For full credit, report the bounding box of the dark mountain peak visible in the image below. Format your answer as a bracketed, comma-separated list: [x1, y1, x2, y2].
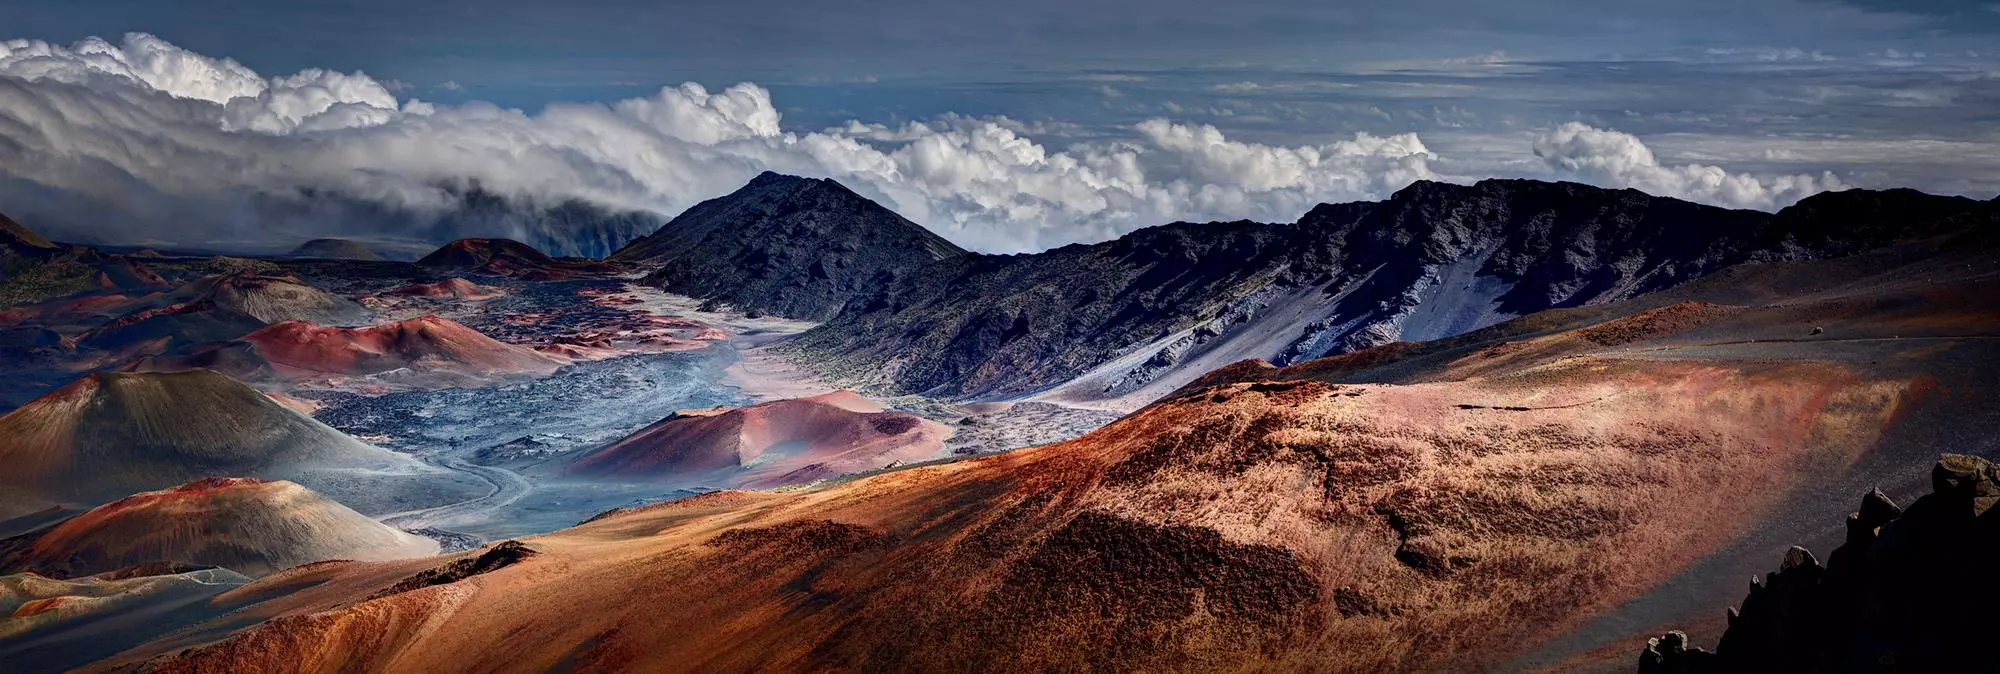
[745, 170, 821, 190]
[612, 172, 968, 321]
[288, 238, 384, 260]
[418, 238, 556, 268]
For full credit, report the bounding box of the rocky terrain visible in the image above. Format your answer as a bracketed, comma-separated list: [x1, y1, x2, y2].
[59, 194, 1998, 673]
[613, 172, 967, 320]
[0, 477, 437, 579]
[785, 181, 1994, 406]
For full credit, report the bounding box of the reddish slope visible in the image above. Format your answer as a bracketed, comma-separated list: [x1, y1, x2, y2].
[569, 391, 951, 488]
[133, 315, 563, 391]
[0, 478, 437, 579]
[242, 316, 562, 384]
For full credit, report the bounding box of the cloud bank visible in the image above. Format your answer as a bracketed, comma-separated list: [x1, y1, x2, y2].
[0, 33, 1848, 253]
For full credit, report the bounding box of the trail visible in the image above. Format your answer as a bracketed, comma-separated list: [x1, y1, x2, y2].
[379, 457, 532, 532]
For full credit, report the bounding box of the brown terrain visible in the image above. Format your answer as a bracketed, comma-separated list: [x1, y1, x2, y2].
[0, 477, 437, 579]
[59, 218, 1995, 672]
[568, 391, 953, 488]
[135, 315, 565, 390]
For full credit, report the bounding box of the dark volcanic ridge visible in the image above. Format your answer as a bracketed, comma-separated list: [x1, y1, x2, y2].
[614, 171, 967, 321]
[783, 180, 1996, 402]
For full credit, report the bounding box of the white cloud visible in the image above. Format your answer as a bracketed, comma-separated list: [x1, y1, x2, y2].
[0, 33, 1857, 254]
[1532, 122, 1845, 210]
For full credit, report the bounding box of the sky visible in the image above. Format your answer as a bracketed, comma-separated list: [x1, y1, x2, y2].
[0, 0, 1994, 252]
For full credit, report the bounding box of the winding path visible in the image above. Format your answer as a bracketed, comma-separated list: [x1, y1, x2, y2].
[380, 457, 532, 531]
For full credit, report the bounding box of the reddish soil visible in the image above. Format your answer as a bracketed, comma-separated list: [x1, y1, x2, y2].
[569, 391, 950, 488]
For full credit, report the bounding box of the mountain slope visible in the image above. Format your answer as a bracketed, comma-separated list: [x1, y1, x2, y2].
[786, 180, 1994, 404]
[87, 215, 2000, 673]
[0, 477, 437, 579]
[613, 172, 967, 320]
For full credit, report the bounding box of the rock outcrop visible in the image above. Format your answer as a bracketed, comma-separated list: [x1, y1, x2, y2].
[1640, 455, 2000, 673]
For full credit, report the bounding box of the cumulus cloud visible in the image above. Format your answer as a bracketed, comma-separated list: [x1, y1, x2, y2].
[0, 33, 1843, 253]
[1533, 122, 1845, 210]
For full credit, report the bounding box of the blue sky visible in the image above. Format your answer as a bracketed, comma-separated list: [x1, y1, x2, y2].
[0, 0, 1994, 251]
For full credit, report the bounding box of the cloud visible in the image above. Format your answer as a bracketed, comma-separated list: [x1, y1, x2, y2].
[1533, 122, 1845, 210]
[0, 33, 1854, 254]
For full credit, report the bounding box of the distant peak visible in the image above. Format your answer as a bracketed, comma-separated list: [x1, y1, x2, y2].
[0, 212, 59, 249]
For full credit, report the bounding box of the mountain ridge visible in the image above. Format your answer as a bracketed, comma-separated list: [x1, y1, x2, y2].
[783, 179, 1995, 403]
[614, 171, 967, 320]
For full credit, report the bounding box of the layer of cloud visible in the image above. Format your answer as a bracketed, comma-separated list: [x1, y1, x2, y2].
[1533, 122, 1846, 210]
[0, 33, 1850, 253]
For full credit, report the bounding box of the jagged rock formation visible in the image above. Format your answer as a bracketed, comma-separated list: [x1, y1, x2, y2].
[1639, 455, 2000, 674]
[287, 238, 385, 260]
[368, 540, 535, 599]
[0, 477, 438, 579]
[786, 180, 1994, 402]
[613, 172, 966, 320]
[417, 238, 617, 280]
